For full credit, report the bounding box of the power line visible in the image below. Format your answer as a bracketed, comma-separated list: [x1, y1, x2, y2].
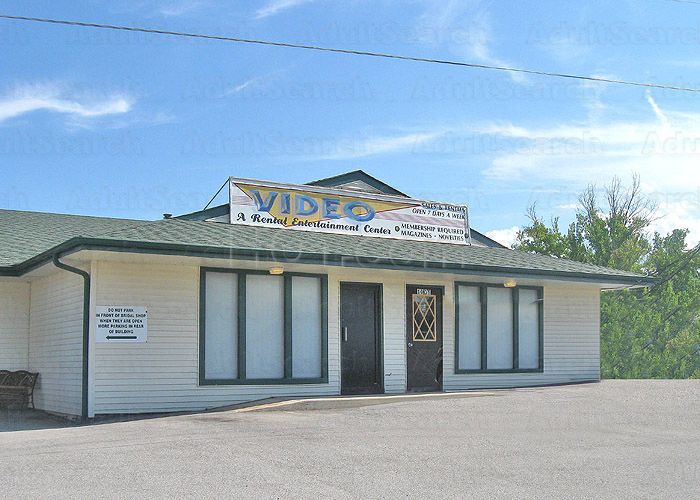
[2, 13, 700, 93]
[650, 244, 700, 291]
[611, 242, 700, 330]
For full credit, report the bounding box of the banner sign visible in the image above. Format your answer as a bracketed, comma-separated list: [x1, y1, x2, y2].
[95, 306, 148, 343]
[229, 177, 470, 245]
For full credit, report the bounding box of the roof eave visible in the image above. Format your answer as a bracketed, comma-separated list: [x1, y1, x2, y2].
[0, 237, 654, 286]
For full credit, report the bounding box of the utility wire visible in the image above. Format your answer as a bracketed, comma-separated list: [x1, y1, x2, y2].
[651, 243, 700, 281]
[2, 13, 700, 93]
[611, 242, 700, 329]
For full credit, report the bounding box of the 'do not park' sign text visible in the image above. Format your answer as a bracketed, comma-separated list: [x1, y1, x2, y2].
[95, 306, 148, 343]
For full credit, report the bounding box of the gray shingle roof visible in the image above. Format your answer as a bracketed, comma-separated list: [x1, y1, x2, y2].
[0, 208, 648, 284]
[0, 209, 151, 267]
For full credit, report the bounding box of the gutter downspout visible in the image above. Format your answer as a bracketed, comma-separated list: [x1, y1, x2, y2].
[52, 254, 90, 422]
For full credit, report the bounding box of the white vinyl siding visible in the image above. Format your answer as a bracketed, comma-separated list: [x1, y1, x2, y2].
[291, 276, 323, 379]
[329, 272, 406, 394]
[444, 284, 600, 389]
[28, 271, 84, 416]
[0, 281, 30, 370]
[245, 274, 285, 379]
[203, 272, 238, 379]
[88, 257, 602, 414]
[92, 261, 337, 414]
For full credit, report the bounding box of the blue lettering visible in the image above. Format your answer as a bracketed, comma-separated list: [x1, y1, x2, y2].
[249, 190, 278, 212]
[295, 195, 319, 216]
[280, 192, 291, 214]
[322, 198, 341, 219]
[344, 201, 375, 222]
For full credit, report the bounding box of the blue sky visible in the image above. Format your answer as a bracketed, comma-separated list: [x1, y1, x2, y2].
[2, 0, 700, 246]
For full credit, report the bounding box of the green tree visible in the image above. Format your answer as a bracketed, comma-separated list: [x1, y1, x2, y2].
[514, 177, 700, 378]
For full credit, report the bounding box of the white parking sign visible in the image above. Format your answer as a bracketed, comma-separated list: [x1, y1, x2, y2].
[95, 306, 148, 343]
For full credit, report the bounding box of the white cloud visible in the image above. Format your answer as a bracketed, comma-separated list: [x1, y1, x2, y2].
[417, 1, 526, 84]
[224, 76, 264, 96]
[109, 0, 209, 17]
[645, 91, 670, 129]
[255, 0, 316, 19]
[579, 77, 613, 122]
[0, 83, 133, 124]
[157, 1, 206, 16]
[469, 94, 700, 242]
[307, 131, 445, 161]
[541, 34, 590, 64]
[479, 97, 700, 193]
[485, 226, 520, 248]
[72, 110, 176, 130]
[463, 13, 523, 79]
[649, 200, 700, 246]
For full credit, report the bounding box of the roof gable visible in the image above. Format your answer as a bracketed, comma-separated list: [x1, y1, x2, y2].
[306, 170, 409, 197]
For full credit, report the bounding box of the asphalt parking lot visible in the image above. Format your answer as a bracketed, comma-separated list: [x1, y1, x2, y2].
[1, 380, 699, 499]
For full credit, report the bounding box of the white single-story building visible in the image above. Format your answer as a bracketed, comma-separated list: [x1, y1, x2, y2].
[0, 171, 651, 419]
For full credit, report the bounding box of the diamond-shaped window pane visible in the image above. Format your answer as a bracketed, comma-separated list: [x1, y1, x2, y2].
[412, 293, 436, 342]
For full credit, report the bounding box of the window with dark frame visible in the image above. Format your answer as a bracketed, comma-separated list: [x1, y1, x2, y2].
[455, 283, 543, 373]
[199, 268, 328, 385]
[412, 292, 437, 342]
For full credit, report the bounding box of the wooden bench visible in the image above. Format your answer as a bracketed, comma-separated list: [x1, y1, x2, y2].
[0, 370, 39, 409]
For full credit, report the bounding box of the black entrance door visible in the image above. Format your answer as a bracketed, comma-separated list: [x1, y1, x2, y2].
[340, 283, 382, 394]
[406, 285, 443, 392]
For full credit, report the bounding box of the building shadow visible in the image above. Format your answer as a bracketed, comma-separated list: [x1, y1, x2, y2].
[0, 408, 80, 432]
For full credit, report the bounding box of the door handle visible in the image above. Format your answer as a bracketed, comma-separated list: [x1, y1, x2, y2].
[407, 342, 413, 348]
[343, 326, 348, 342]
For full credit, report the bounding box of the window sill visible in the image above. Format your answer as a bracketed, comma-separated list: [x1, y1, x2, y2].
[454, 369, 544, 374]
[199, 377, 329, 386]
